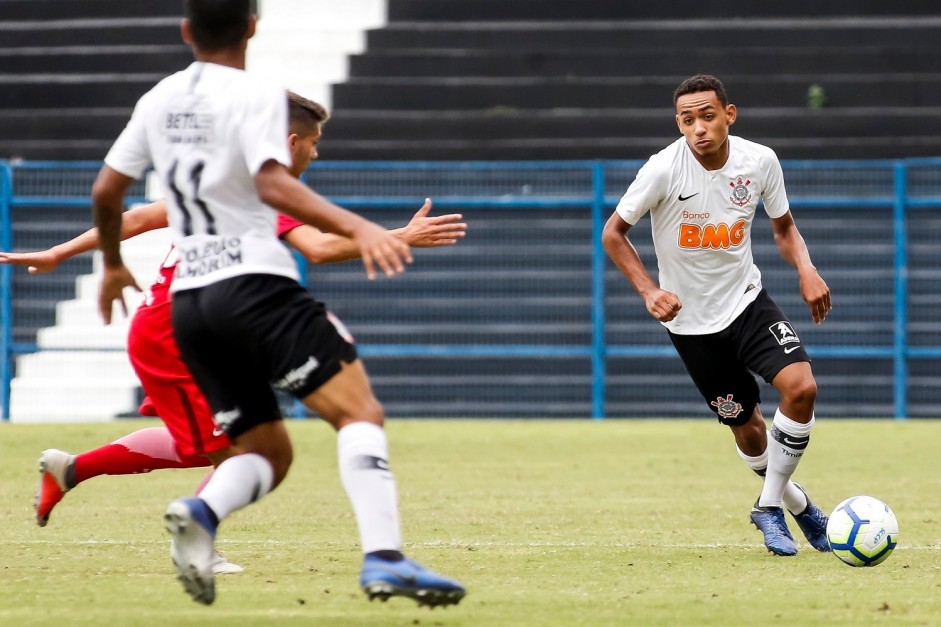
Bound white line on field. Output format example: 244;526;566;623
10;539;940;551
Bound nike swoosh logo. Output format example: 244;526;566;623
784;346;801;354
212;428;225;437
678;193;699;201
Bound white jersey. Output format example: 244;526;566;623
615;136;790;335
104;61;299;292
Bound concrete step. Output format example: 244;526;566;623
0;18;180;48
10;379;139;422
15;350;136;379
0;0;179;20
366;17;941;51
36;324;131;350
387;0;936;21
349;47;941;78
333;74;941;111
0;46;190;74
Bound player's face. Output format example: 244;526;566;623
288;125;322;178
675;91;736;165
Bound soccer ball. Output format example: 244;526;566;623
826;495;899;567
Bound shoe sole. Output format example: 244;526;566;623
165;504;216;605
363;581;465;607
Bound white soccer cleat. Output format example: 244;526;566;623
165;497;217;605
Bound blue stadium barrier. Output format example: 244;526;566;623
1;159;940;420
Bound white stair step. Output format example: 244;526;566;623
15;351;137;380
258;0;386;27
37;325;131;350
10;380;139;422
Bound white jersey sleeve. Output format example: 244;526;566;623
239;87;291;176
615;152;671;226
758;148;790;219
104;95;154;180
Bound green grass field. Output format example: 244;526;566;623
2;419;940;626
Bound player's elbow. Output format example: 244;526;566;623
255;160;294;210
601;215;627;253
91;180;122;214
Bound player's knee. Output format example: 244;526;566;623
784;376;817;410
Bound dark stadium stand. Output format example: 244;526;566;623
325;0;941;160
0;0;187;161
2;1;939;418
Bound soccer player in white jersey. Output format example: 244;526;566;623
89;0;465;607
602;74;833;556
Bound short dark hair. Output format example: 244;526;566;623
183;0;252;51
673;74;729;107
288;91;329;135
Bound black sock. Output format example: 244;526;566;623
367;550;404;562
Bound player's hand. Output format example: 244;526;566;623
645;289;682;322
0;249;60;274
98;263;142;325
353;219;413;279
800;270;831;324
398;198;467;248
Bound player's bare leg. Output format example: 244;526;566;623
165;421;289;604
303;360;465;607
36;427;210;527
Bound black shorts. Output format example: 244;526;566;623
668;289;810;426
172;274;358;440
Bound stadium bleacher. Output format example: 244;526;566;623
2;1;940;420
325;0;941;160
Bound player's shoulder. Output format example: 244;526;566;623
641;137;686;174
730;135;780;166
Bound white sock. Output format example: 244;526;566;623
197;453;274;520
737;439;808;513
758;409;814;508
337;421;402;554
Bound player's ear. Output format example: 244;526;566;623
247;14;257;40
287;133;299;151
180;19;194;46
726;104;737;126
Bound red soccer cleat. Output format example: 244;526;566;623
35;449;75;527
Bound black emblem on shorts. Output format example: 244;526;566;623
711;394;743;419
768;321;800;345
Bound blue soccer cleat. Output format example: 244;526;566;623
750;502;798;556
789;483;831;552
360;554;466;607
165;497;218;605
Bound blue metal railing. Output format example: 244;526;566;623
2;158;940;420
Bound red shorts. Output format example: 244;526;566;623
127;296;231;457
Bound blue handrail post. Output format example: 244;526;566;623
892;161;908;420
1;161;14;421
590;162;607;419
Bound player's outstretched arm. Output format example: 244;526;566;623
771;212;831;324
0;201;168;274
282;198;466;265
91;165;142;324
255;160;412;278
